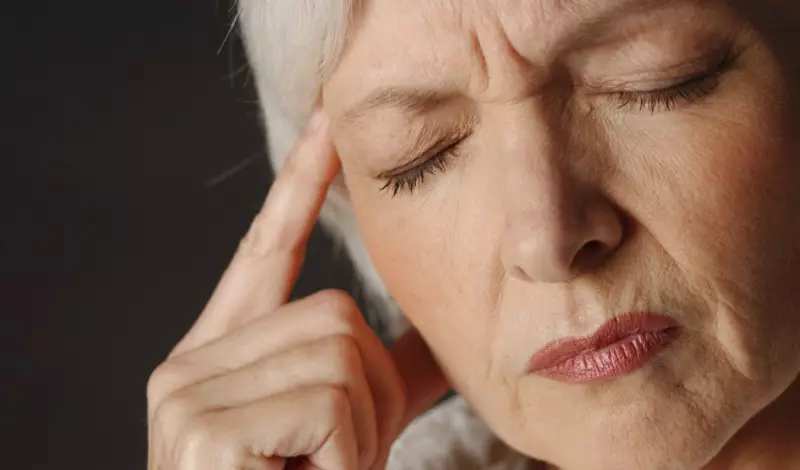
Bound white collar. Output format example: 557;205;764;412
388;396;532;470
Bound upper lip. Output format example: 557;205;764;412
527;312;680;373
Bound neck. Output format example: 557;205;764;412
703;375;800;470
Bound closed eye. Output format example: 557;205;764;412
376;48;737;196
610;48;737;112
378;139;464;196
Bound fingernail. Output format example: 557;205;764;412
307;109;328;134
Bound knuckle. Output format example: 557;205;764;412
315;385;352;426
239;211;284;258
150;395;203;469
176;414;218;468
325;334;363;379
316;288;357;310
315;289;361;324
153;392;197;435
147;361;183;408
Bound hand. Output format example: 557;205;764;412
146;110;450;470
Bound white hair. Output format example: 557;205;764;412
237;0;407;337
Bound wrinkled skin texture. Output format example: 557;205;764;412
323;0;800;469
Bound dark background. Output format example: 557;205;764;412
7;2;364;468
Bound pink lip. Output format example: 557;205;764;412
527;312;681;383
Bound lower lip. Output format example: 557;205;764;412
528;316;681;383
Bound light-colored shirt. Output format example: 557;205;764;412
387;396;535;470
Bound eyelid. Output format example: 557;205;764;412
609;47;737;112
379;138;465;196
582;45;737;93
378;114;477;179
378;137;454;179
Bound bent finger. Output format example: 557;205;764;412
154;291;406;456
173;334;379;469
179;386;359;470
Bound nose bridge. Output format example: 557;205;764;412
493;100;622;283
496;100;577;229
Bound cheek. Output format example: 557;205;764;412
356;198;457;316
344;172;506;383
612;87;800;378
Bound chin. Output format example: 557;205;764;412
571;407;733;470
508;399;739;470
482;363;770;470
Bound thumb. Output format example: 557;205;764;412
389;327;451;430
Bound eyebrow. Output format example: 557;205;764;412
340;0;699;124
342;87;461;124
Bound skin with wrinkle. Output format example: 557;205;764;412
321;0;800;469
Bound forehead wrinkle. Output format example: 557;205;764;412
498;0;700;61
523;0;598;20
334;0;706;125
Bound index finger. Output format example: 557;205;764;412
174;110;340;354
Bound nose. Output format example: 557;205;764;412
495;100;626;283
501;192;624;283
492;98;625;283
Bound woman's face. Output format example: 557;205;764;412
323;0;800;468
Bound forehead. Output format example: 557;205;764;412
336;0;702;68
324;0;700;86
324;0;709;112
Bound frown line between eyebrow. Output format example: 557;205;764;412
339;0;700;124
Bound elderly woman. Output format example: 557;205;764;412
146;1;800;469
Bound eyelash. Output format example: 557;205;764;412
381;53;735;196
611;54;732;112
380;142;462;196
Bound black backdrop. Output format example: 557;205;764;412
6;2;365;469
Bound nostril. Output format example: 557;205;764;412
578;240;607;267
583;240;605;256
